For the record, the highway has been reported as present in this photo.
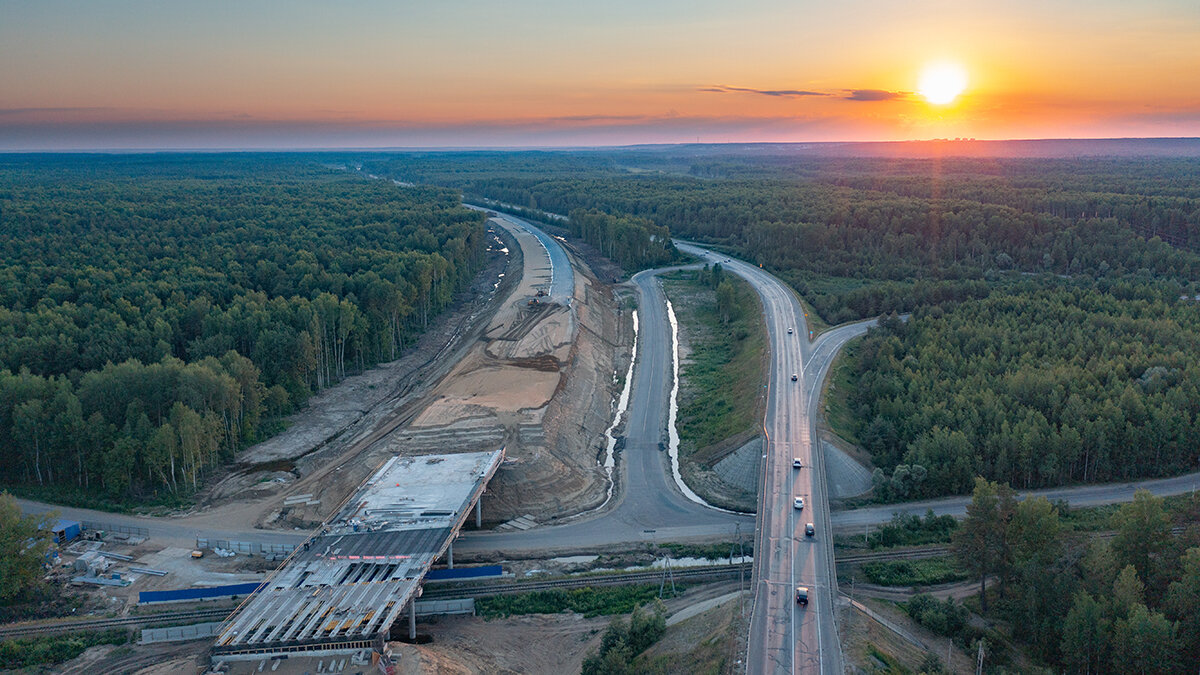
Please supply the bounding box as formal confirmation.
[675,243,844,675]
[465,205,575,302]
[458,262,754,553]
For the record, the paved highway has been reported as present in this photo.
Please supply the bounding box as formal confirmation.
[676,243,844,675]
[458,262,753,553]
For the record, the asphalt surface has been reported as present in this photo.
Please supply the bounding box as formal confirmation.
[466,206,574,303]
[833,469,1200,529]
[457,263,753,553]
[677,243,846,675]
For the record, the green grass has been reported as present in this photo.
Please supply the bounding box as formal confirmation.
[824,342,861,446]
[0,629,129,670]
[660,541,753,560]
[662,273,767,463]
[860,557,967,587]
[476,584,686,619]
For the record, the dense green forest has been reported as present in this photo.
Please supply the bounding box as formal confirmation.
[945,482,1200,673]
[0,155,485,503]
[354,150,1200,500]
[843,282,1200,496]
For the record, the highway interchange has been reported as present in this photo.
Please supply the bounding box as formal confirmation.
[676,243,851,675]
[16,213,1200,673]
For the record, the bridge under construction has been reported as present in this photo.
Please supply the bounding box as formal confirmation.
[209,449,503,667]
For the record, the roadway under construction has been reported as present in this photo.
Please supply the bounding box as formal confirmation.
[209,449,503,668]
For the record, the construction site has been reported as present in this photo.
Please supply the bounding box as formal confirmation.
[210,449,503,672]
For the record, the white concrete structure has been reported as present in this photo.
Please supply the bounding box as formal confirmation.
[211,449,502,661]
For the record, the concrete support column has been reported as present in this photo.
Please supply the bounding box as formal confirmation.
[447,542,454,569]
[475,498,482,528]
[409,600,416,640]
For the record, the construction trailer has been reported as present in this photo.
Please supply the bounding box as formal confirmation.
[52,519,81,544]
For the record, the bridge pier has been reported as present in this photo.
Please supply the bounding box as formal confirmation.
[475,497,482,528]
[447,542,454,569]
[409,600,416,640]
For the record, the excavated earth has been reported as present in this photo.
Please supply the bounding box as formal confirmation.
[179,217,621,531]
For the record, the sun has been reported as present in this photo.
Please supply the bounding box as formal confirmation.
[918,62,968,105]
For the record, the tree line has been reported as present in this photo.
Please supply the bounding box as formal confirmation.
[0,155,485,502]
[846,282,1200,498]
[950,481,1200,672]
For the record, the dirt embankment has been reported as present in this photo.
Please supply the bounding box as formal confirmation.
[166,214,625,532]
[482,245,626,522]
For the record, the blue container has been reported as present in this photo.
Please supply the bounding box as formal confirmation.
[52,520,81,544]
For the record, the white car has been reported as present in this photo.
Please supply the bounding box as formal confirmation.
[794,497,805,510]
[793,458,802,468]
[788,327,794,334]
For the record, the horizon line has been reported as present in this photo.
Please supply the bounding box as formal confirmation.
[2,135,1200,155]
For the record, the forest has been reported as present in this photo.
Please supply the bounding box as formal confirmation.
[0,155,485,504]
[353,150,1200,500]
[947,482,1200,673]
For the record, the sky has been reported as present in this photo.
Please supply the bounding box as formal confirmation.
[2,0,1200,149]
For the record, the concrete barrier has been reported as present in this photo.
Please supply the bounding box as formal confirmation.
[141,621,223,644]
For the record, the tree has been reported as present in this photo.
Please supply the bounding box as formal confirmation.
[1061,591,1108,675]
[1112,565,1145,617]
[1165,548,1200,666]
[1110,604,1179,675]
[1110,490,1173,601]
[715,279,737,324]
[0,492,54,603]
[1007,497,1070,661]
[951,477,1015,613]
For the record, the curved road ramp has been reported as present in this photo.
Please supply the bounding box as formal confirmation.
[209,449,502,671]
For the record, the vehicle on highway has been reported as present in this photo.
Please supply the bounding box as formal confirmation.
[792,457,802,468]
[794,497,804,510]
[791,373,798,381]
[788,327,794,334]
[796,586,809,605]
[805,523,815,537]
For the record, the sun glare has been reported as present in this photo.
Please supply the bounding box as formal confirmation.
[918,62,968,105]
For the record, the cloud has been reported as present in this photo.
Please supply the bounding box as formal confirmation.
[843,89,908,102]
[0,107,114,116]
[701,85,827,98]
[703,85,911,102]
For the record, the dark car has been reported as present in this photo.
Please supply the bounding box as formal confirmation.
[805,523,815,537]
[796,586,809,605]
[791,374,798,381]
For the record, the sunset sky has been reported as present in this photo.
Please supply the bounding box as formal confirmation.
[3,0,1199,149]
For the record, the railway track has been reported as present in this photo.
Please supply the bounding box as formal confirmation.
[420,563,749,599]
[3,565,748,639]
[836,547,950,565]
[0,607,233,640]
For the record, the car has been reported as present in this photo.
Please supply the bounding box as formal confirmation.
[791,374,798,381]
[796,586,809,605]
[805,523,815,537]
[794,497,804,510]
[792,457,802,468]
[788,327,794,334]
